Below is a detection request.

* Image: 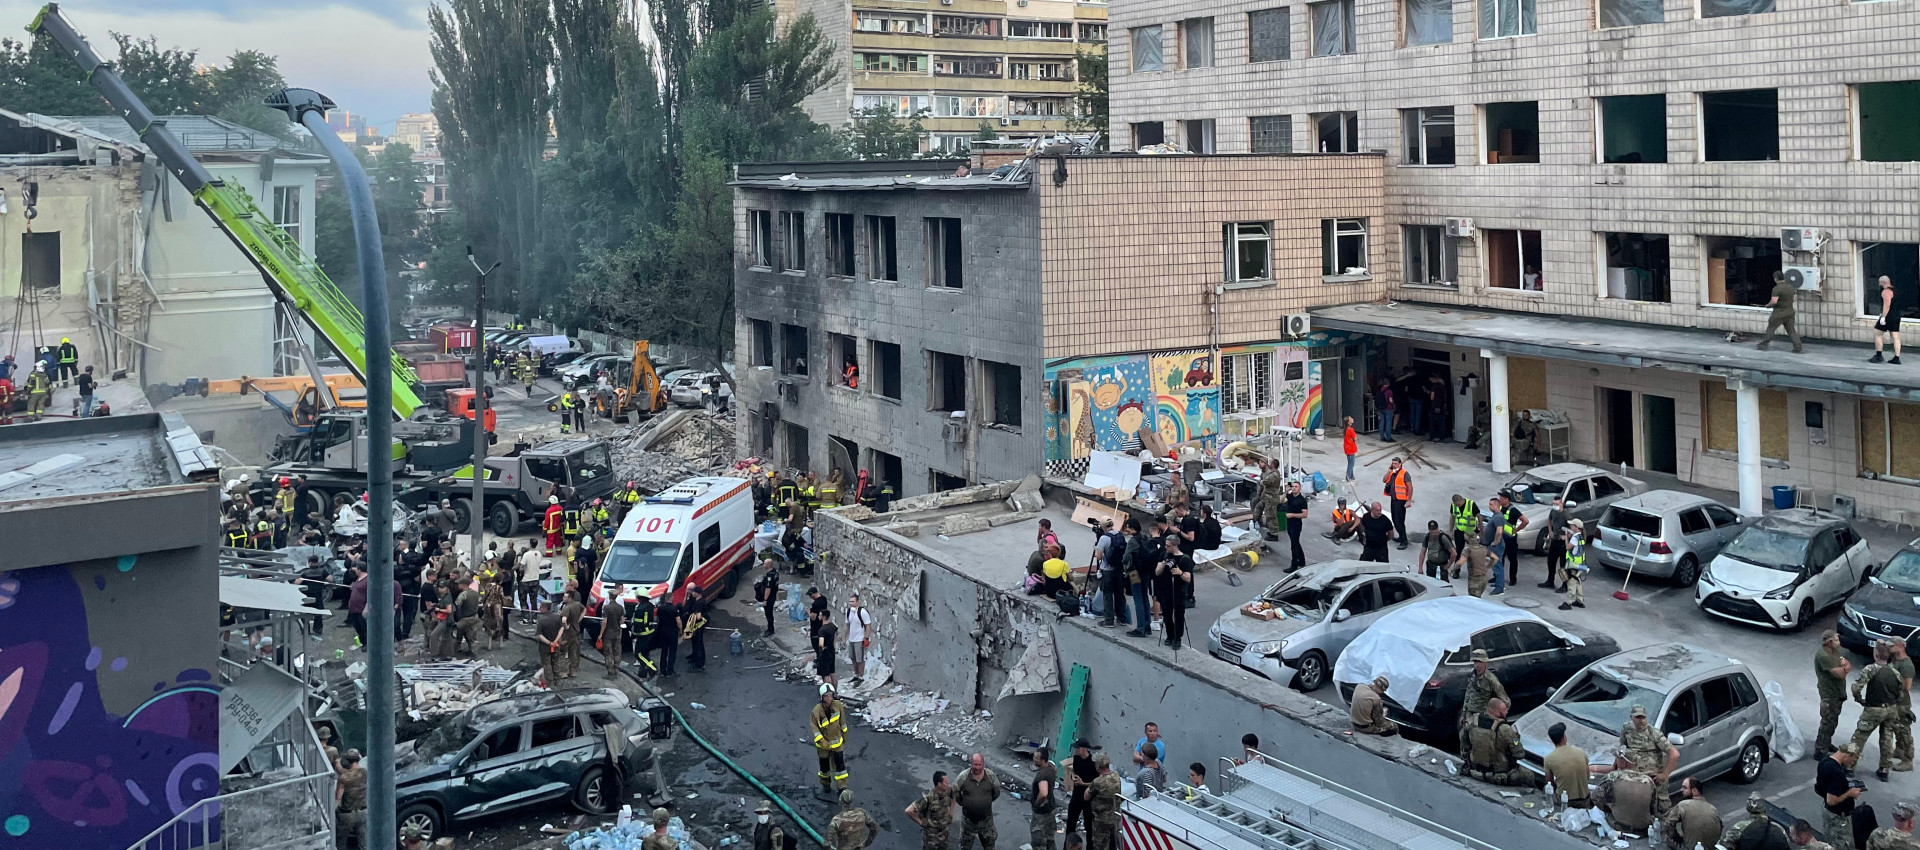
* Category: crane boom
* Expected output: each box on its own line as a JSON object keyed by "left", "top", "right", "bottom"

{"left": 29, "top": 3, "right": 425, "bottom": 417}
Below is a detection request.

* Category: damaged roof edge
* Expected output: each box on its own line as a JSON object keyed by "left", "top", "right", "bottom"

{"left": 0, "top": 107, "right": 144, "bottom": 156}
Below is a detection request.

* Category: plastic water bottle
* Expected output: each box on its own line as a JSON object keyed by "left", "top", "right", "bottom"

{"left": 729, "top": 630, "right": 744, "bottom": 655}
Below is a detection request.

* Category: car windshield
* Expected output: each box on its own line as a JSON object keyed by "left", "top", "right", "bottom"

{"left": 413, "top": 719, "right": 477, "bottom": 764}
{"left": 1552, "top": 669, "right": 1666, "bottom": 734}
{"left": 1601, "top": 507, "right": 1662, "bottom": 538}
{"left": 569, "top": 446, "right": 614, "bottom": 485}
{"left": 1880, "top": 550, "right": 1920, "bottom": 593}
{"left": 1513, "top": 474, "right": 1568, "bottom": 503}
{"left": 1720, "top": 528, "right": 1811, "bottom": 571}
{"left": 1263, "top": 580, "right": 1341, "bottom": 614}
{"left": 601, "top": 540, "right": 680, "bottom": 584}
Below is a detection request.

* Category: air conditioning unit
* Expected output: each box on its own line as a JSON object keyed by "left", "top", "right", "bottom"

{"left": 1283, "top": 313, "right": 1312, "bottom": 338}
{"left": 942, "top": 419, "right": 970, "bottom": 445}
{"left": 1785, "top": 264, "right": 1822, "bottom": 291}
{"left": 940, "top": 0, "right": 953, "bottom": 6}
{"left": 1000, "top": 116, "right": 1011, "bottom": 126}
{"left": 778, "top": 381, "right": 800, "bottom": 404}
{"left": 1444, "top": 217, "right": 1475, "bottom": 238}
{"left": 1780, "top": 227, "right": 1822, "bottom": 252}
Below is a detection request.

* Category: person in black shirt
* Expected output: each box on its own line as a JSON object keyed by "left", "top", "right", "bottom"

{"left": 684, "top": 586, "right": 710, "bottom": 671}
{"left": 1127, "top": 523, "right": 1163, "bottom": 638}
{"left": 814, "top": 608, "right": 839, "bottom": 688}
{"left": 807, "top": 587, "right": 829, "bottom": 643}
{"left": 1358, "top": 502, "right": 1396, "bottom": 563}
{"left": 754, "top": 559, "right": 781, "bottom": 636}
{"left": 1283, "top": 482, "right": 1310, "bottom": 571}
{"left": 74, "top": 366, "right": 95, "bottom": 418}
{"left": 1816, "top": 743, "right": 1862, "bottom": 844}
{"left": 1061, "top": 739, "right": 1098, "bottom": 839}
{"left": 1156, "top": 536, "right": 1194, "bottom": 647}
{"left": 654, "top": 597, "right": 681, "bottom": 676}
{"left": 394, "top": 555, "right": 423, "bottom": 641}
{"left": 1195, "top": 505, "right": 1223, "bottom": 552}
{"left": 1177, "top": 508, "right": 1201, "bottom": 551}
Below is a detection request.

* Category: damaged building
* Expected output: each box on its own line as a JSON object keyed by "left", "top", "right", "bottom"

{"left": 0, "top": 110, "right": 325, "bottom": 388}
{"left": 730, "top": 152, "right": 1386, "bottom": 496}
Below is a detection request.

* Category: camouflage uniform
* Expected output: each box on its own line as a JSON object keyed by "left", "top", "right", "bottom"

{"left": 1818, "top": 643, "right": 1851, "bottom": 757}
{"left": 1597, "top": 769, "right": 1656, "bottom": 836}
{"left": 1866, "top": 827, "right": 1920, "bottom": 850}
{"left": 1088, "top": 772, "right": 1124, "bottom": 850}
{"left": 1660, "top": 796, "right": 1722, "bottom": 850}
{"left": 1465, "top": 713, "right": 1539, "bottom": 787}
{"left": 1892, "top": 655, "right": 1916, "bottom": 768}
{"left": 641, "top": 829, "right": 679, "bottom": 850}
{"left": 828, "top": 806, "right": 879, "bottom": 849}
{"left": 1854, "top": 662, "right": 1903, "bottom": 772}
{"left": 912, "top": 786, "right": 954, "bottom": 850}
{"left": 335, "top": 764, "right": 367, "bottom": 849}
{"left": 1456, "top": 669, "right": 1508, "bottom": 751}
{"left": 1720, "top": 815, "right": 1789, "bottom": 849}
{"left": 1620, "top": 721, "right": 1674, "bottom": 817}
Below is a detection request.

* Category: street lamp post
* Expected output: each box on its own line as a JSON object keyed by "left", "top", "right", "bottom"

{"left": 469, "top": 248, "right": 501, "bottom": 574}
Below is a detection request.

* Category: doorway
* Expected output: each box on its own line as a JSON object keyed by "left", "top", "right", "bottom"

{"left": 1598, "top": 388, "right": 1635, "bottom": 465}
{"left": 1642, "top": 394, "right": 1678, "bottom": 474}
{"left": 1405, "top": 349, "right": 1453, "bottom": 441}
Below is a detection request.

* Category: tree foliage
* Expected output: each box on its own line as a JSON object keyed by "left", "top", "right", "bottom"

{"left": 313, "top": 143, "right": 427, "bottom": 326}
{"left": 0, "top": 33, "right": 291, "bottom": 136}
{"left": 842, "top": 105, "right": 925, "bottom": 161}
{"left": 1070, "top": 48, "right": 1109, "bottom": 148}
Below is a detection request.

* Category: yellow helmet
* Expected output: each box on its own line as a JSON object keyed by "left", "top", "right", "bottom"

{"left": 61, "top": 337, "right": 70, "bottom": 344}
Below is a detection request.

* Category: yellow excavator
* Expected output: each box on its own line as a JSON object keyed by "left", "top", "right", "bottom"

{"left": 615, "top": 340, "right": 666, "bottom": 421}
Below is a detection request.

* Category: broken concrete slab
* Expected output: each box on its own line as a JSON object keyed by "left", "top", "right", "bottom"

{"left": 885, "top": 520, "right": 921, "bottom": 538}
{"left": 937, "top": 513, "right": 992, "bottom": 536}
{"left": 986, "top": 512, "right": 1034, "bottom": 528}
{"left": 1005, "top": 474, "right": 1045, "bottom": 514}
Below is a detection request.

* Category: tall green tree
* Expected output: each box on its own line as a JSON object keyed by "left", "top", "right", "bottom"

{"left": 0, "top": 32, "right": 291, "bottom": 137}
{"left": 206, "top": 50, "right": 290, "bottom": 136}
{"left": 550, "top": 0, "right": 622, "bottom": 155}
{"left": 842, "top": 105, "right": 925, "bottom": 160}
{"left": 1071, "top": 48, "right": 1109, "bottom": 148}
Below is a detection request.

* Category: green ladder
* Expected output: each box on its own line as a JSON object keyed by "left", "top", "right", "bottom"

{"left": 1055, "top": 663, "right": 1090, "bottom": 753}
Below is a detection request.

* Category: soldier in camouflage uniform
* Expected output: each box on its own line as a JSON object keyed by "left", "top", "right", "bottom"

{"left": 1458, "top": 649, "right": 1508, "bottom": 752}
{"left": 1620, "top": 703, "right": 1678, "bottom": 818}
{"left": 1889, "top": 638, "right": 1915, "bottom": 772}
{"left": 1465, "top": 698, "right": 1541, "bottom": 787}
{"left": 1256, "top": 461, "right": 1287, "bottom": 543}
{"left": 1596, "top": 761, "right": 1656, "bottom": 837}
{"left": 1088, "top": 754, "right": 1124, "bottom": 850}
{"left": 1720, "top": 794, "right": 1789, "bottom": 848}
{"left": 828, "top": 790, "right": 879, "bottom": 850}
{"left": 1854, "top": 642, "right": 1904, "bottom": 780}
{"left": 1792, "top": 818, "right": 1837, "bottom": 850}
{"left": 1866, "top": 800, "right": 1920, "bottom": 850}
{"left": 906, "top": 771, "right": 955, "bottom": 850}
{"left": 641, "top": 808, "right": 679, "bottom": 850}
{"left": 1818, "top": 629, "right": 1855, "bottom": 758}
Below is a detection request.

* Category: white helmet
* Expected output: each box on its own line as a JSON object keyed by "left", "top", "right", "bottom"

{"left": 819, "top": 683, "right": 835, "bottom": 697}
{"left": 549, "top": 495, "right": 560, "bottom": 505}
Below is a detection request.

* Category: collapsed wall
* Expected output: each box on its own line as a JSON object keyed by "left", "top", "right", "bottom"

{"left": 814, "top": 495, "right": 1596, "bottom": 850}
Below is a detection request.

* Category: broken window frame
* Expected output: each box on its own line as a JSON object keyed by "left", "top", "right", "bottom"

{"left": 830, "top": 333, "right": 860, "bottom": 388}
{"left": 1483, "top": 100, "right": 1540, "bottom": 164}
{"left": 750, "top": 319, "right": 775, "bottom": 368}
{"left": 784, "top": 421, "right": 811, "bottom": 472}
{"left": 856, "top": 12, "right": 926, "bottom": 33}
{"left": 865, "top": 215, "right": 898, "bottom": 282}
{"left": 868, "top": 449, "right": 904, "bottom": 495}
{"left": 1403, "top": 225, "right": 1458, "bottom": 287}
{"left": 1079, "top": 23, "right": 1108, "bottom": 43}
{"left": 781, "top": 323, "right": 810, "bottom": 377}
{"left": 1312, "top": 111, "right": 1359, "bottom": 152}
{"left": 1484, "top": 229, "right": 1544, "bottom": 292}
{"left": 1321, "top": 218, "right": 1370, "bottom": 279}
{"left": 779, "top": 210, "right": 807, "bottom": 272}
{"left": 1008, "top": 60, "right": 1071, "bottom": 81}
{"left": 1132, "top": 25, "right": 1164, "bottom": 71}
{"left": 1184, "top": 17, "right": 1215, "bottom": 68}
{"left": 1309, "top": 0, "right": 1356, "bottom": 56}
{"left": 1247, "top": 8, "right": 1292, "bottom": 62}
{"left": 1856, "top": 81, "right": 1920, "bottom": 163}
{"left": 928, "top": 350, "right": 968, "bottom": 413}
{"left": 1478, "top": 0, "right": 1536, "bottom": 39}
{"left": 1183, "top": 119, "right": 1216, "bottom": 153}
{"left": 926, "top": 217, "right": 963, "bottom": 289}
{"left": 749, "top": 209, "right": 774, "bottom": 268}
{"left": 855, "top": 94, "right": 931, "bottom": 115}
{"left": 1700, "top": 235, "right": 1783, "bottom": 308}
{"left": 1699, "top": 89, "right": 1779, "bottom": 163}
{"left": 1223, "top": 222, "right": 1274, "bottom": 284}
{"left": 933, "top": 15, "right": 1002, "bottom": 37}
{"left": 853, "top": 53, "right": 928, "bottom": 73}
{"left": 1596, "top": 94, "right": 1668, "bottom": 163}
{"left": 934, "top": 55, "right": 1003, "bottom": 77}
{"left": 825, "top": 213, "right": 856, "bottom": 278}
{"left": 1401, "top": 107, "right": 1456, "bottom": 165}
{"left": 1132, "top": 121, "right": 1166, "bottom": 148}
{"left": 1009, "top": 20, "right": 1073, "bottom": 39}
{"left": 1403, "top": 0, "right": 1454, "bottom": 46}
{"left": 870, "top": 339, "right": 903, "bottom": 400}
{"left": 1601, "top": 232, "right": 1672, "bottom": 303}
{"left": 1250, "top": 115, "right": 1293, "bottom": 153}
{"left": 984, "top": 360, "right": 1023, "bottom": 428}
{"left": 933, "top": 96, "right": 1003, "bottom": 118}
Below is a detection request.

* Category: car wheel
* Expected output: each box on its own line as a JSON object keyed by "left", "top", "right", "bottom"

{"left": 487, "top": 500, "right": 520, "bottom": 537}
{"left": 1732, "top": 738, "right": 1767, "bottom": 784}
{"left": 1671, "top": 555, "right": 1700, "bottom": 587}
{"left": 305, "top": 489, "right": 330, "bottom": 522}
{"left": 397, "top": 803, "right": 441, "bottom": 842}
{"left": 452, "top": 497, "right": 476, "bottom": 533}
{"left": 720, "top": 565, "right": 742, "bottom": 599}
{"left": 1792, "top": 599, "right": 1816, "bottom": 633}
{"left": 574, "top": 766, "right": 612, "bottom": 814}
{"left": 1292, "top": 651, "right": 1329, "bottom": 692}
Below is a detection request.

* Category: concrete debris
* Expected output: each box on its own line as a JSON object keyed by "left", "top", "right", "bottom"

{"left": 885, "top": 520, "right": 922, "bottom": 538}
{"left": 401, "top": 662, "right": 538, "bottom": 719}
{"left": 604, "top": 410, "right": 741, "bottom": 492}
{"left": 937, "top": 513, "right": 993, "bottom": 536}
{"left": 1005, "top": 474, "right": 1045, "bottom": 513}
{"left": 886, "top": 479, "right": 1021, "bottom": 514}
{"left": 857, "top": 689, "right": 993, "bottom": 754}
{"left": 986, "top": 512, "right": 1035, "bottom": 528}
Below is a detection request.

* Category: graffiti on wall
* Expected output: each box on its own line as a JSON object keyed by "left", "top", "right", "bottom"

{"left": 1049, "top": 351, "right": 1225, "bottom": 460}
{"left": 0, "top": 553, "right": 220, "bottom": 847}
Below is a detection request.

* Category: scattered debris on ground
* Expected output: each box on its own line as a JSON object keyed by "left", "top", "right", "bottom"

{"left": 605, "top": 410, "right": 740, "bottom": 491}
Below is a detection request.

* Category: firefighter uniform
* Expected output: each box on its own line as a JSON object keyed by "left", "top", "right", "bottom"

{"left": 0, "top": 378, "right": 12, "bottom": 425}
{"left": 811, "top": 688, "right": 851, "bottom": 793}
{"left": 23, "top": 368, "right": 50, "bottom": 421}
{"left": 543, "top": 498, "right": 565, "bottom": 555}
{"left": 55, "top": 337, "right": 77, "bottom": 386}
{"left": 819, "top": 480, "right": 840, "bottom": 509}
{"left": 631, "top": 597, "right": 657, "bottom": 676}
{"left": 559, "top": 392, "right": 577, "bottom": 433}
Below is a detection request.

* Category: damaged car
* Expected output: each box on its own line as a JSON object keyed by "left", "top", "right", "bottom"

{"left": 1504, "top": 463, "right": 1647, "bottom": 553}
{"left": 1839, "top": 539, "right": 1920, "bottom": 652}
{"left": 1206, "top": 560, "right": 1453, "bottom": 692}
{"left": 1513, "top": 643, "right": 1773, "bottom": 788}
{"left": 1696, "top": 508, "right": 1872, "bottom": 631}
{"left": 395, "top": 688, "right": 658, "bottom": 841}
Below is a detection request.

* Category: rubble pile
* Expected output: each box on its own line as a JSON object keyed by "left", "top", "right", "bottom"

{"left": 395, "top": 660, "right": 533, "bottom": 720}
{"left": 856, "top": 686, "right": 992, "bottom": 756}
{"left": 606, "top": 410, "right": 742, "bottom": 492}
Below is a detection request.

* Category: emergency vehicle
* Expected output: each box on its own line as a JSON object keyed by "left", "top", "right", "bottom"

{"left": 592, "top": 476, "right": 757, "bottom": 608}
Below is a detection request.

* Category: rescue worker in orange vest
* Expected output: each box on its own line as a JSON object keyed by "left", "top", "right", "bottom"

{"left": 0, "top": 376, "right": 13, "bottom": 425}
{"left": 543, "top": 495, "right": 566, "bottom": 555}
{"left": 843, "top": 361, "right": 858, "bottom": 389}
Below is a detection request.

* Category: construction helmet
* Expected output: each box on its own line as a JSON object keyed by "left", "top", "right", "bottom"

{"left": 549, "top": 495, "right": 560, "bottom": 505}
{"left": 61, "top": 337, "right": 69, "bottom": 344}
{"left": 592, "top": 498, "right": 603, "bottom": 506}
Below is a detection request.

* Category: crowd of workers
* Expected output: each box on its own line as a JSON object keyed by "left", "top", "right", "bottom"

{"left": 0, "top": 337, "right": 99, "bottom": 423}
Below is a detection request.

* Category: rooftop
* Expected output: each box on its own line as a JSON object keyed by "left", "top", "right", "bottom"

{"left": 1313, "top": 301, "right": 1920, "bottom": 402}
{"left": 52, "top": 114, "right": 321, "bottom": 158}
{"left": 0, "top": 412, "right": 216, "bottom": 504}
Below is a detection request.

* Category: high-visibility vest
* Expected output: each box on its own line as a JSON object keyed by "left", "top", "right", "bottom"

{"left": 800, "top": 485, "right": 817, "bottom": 508}
{"left": 1452, "top": 500, "right": 1479, "bottom": 532}
{"left": 544, "top": 506, "right": 564, "bottom": 534}
{"left": 1566, "top": 539, "right": 1588, "bottom": 572}
{"left": 633, "top": 604, "right": 655, "bottom": 637}
{"left": 561, "top": 395, "right": 576, "bottom": 410}
{"left": 777, "top": 484, "right": 795, "bottom": 508}
{"left": 57, "top": 343, "right": 76, "bottom": 365}
{"left": 819, "top": 483, "right": 839, "bottom": 506}
{"left": 563, "top": 510, "right": 581, "bottom": 535}
{"left": 1387, "top": 469, "right": 1412, "bottom": 501}
{"left": 225, "top": 528, "right": 248, "bottom": 548}
{"left": 592, "top": 507, "right": 610, "bottom": 527}
{"left": 1500, "top": 506, "right": 1518, "bottom": 537}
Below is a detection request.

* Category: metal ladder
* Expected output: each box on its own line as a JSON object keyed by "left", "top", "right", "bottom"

{"left": 1169, "top": 780, "right": 1352, "bottom": 850}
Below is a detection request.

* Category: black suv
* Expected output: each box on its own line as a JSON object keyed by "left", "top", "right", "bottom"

{"left": 1840, "top": 539, "right": 1920, "bottom": 651}
{"left": 396, "top": 688, "right": 656, "bottom": 841}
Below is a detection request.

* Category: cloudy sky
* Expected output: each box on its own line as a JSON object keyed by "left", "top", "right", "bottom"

{"left": 6, "top": 0, "right": 435, "bottom": 131}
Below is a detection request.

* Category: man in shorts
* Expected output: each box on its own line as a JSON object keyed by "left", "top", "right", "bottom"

{"left": 1872, "top": 274, "right": 1906, "bottom": 365}
{"left": 845, "top": 594, "right": 873, "bottom": 686}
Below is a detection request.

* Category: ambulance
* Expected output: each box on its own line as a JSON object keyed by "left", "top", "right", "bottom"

{"left": 592, "top": 476, "right": 757, "bottom": 608}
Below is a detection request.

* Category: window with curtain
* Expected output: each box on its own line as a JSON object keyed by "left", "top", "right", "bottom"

{"left": 1597, "top": 0, "right": 1663, "bottom": 27}
{"left": 1479, "top": 0, "right": 1535, "bottom": 38}
{"left": 1248, "top": 9, "right": 1291, "bottom": 62}
{"left": 1184, "top": 17, "right": 1215, "bottom": 67}
{"left": 1701, "top": 0, "right": 1773, "bottom": 17}
{"left": 1132, "top": 26, "right": 1163, "bottom": 71}
{"left": 1404, "top": 0, "right": 1454, "bottom": 46}
{"left": 1404, "top": 225, "right": 1458, "bottom": 286}
{"left": 1310, "top": 0, "right": 1355, "bottom": 56}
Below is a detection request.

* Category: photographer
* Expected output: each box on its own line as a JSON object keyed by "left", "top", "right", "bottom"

{"left": 1155, "top": 535, "right": 1194, "bottom": 648}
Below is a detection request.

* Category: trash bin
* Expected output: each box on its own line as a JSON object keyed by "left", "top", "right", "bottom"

{"left": 1772, "top": 485, "right": 1795, "bottom": 510}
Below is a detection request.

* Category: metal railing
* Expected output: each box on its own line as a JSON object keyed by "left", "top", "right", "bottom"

{"left": 125, "top": 713, "right": 336, "bottom": 850}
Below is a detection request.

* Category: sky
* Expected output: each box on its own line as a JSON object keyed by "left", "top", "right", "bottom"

{"left": 3, "top": 0, "right": 435, "bottom": 132}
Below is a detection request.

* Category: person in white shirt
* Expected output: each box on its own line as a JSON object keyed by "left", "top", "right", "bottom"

{"left": 517, "top": 544, "right": 546, "bottom": 624}
{"left": 845, "top": 593, "right": 874, "bottom": 684}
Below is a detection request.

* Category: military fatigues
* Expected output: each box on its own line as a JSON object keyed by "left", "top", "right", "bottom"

{"left": 1892, "top": 655, "right": 1915, "bottom": 769}
{"left": 828, "top": 806, "right": 879, "bottom": 850}
{"left": 811, "top": 699, "right": 850, "bottom": 792}
{"left": 562, "top": 597, "right": 586, "bottom": 677}
{"left": 1866, "top": 827, "right": 1920, "bottom": 850}
{"left": 911, "top": 786, "right": 954, "bottom": 850}
{"left": 1720, "top": 815, "right": 1790, "bottom": 850}
{"left": 1661, "top": 797, "right": 1722, "bottom": 850}
{"left": 1349, "top": 684, "right": 1398, "bottom": 735}
{"left": 1818, "top": 645, "right": 1851, "bottom": 756}
{"left": 1620, "top": 722, "right": 1674, "bottom": 817}
{"left": 1598, "top": 769, "right": 1656, "bottom": 835}
{"left": 641, "top": 829, "right": 680, "bottom": 850}
{"left": 336, "top": 765, "right": 367, "bottom": 849}
{"left": 1458, "top": 670, "right": 1508, "bottom": 752}
{"left": 956, "top": 769, "right": 1000, "bottom": 850}
{"left": 1465, "top": 713, "right": 1539, "bottom": 787}
{"left": 1853, "top": 663, "right": 1903, "bottom": 772}
{"left": 1088, "top": 772, "right": 1123, "bottom": 850}
{"left": 1030, "top": 762, "right": 1058, "bottom": 850}
{"left": 1464, "top": 542, "right": 1494, "bottom": 597}
{"left": 602, "top": 599, "right": 627, "bottom": 677}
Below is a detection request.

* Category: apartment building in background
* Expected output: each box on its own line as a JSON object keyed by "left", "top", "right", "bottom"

{"left": 732, "top": 153, "right": 1383, "bottom": 496}
{"left": 1106, "top": 0, "right": 1920, "bottom": 523}
{"left": 785, "top": 0, "right": 1108, "bottom": 153}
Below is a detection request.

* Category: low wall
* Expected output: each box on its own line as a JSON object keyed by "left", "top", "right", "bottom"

{"left": 815, "top": 499, "right": 1596, "bottom": 850}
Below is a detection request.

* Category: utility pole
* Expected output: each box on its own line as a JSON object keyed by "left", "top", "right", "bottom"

{"left": 277, "top": 88, "right": 399, "bottom": 850}
{"left": 469, "top": 247, "right": 501, "bottom": 574}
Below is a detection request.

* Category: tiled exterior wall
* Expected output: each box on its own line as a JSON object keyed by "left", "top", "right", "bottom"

{"left": 1107, "top": 0, "right": 1920, "bottom": 345}
{"left": 732, "top": 184, "right": 1047, "bottom": 496}
{"left": 1036, "top": 153, "right": 1387, "bottom": 359}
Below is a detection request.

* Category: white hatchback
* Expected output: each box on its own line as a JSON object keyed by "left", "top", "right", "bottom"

{"left": 1695, "top": 508, "right": 1872, "bottom": 631}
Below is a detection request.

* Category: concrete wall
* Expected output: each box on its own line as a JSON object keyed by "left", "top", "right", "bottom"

{"left": 815, "top": 502, "right": 1595, "bottom": 849}
{"left": 1106, "top": 0, "right": 1920, "bottom": 346}
{"left": 732, "top": 183, "right": 1047, "bottom": 496}
{"left": 0, "top": 163, "right": 145, "bottom": 372}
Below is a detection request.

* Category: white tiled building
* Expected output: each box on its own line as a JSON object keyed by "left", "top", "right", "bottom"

{"left": 1107, "top": 0, "right": 1920, "bottom": 520}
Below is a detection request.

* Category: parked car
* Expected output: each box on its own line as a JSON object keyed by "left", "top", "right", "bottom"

{"left": 1506, "top": 463, "right": 1648, "bottom": 553}
{"left": 1590, "top": 491, "right": 1747, "bottom": 586}
{"left": 1839, "top": 538, "right": 1920, "bottom": 651}
{"left": 1696, "top": 508, "right": 1872, "bottom": 631}
{"left": 396, "top": 688, "right": 657, "bottom": 841}
{"left": 558, "top": 353, "right": 619, "bottom": 386}
{"left": 667, "top": 371, "right": 727, "bottom": 408}
{"left": 1332, "top": 596, "right": 1619, "bottom": 742}
{"left": 1513, "top": 643, "right": 1773, "bottom": 789}
{"left": 1207, "top": 560, "right": 1455, "bottom": 692}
